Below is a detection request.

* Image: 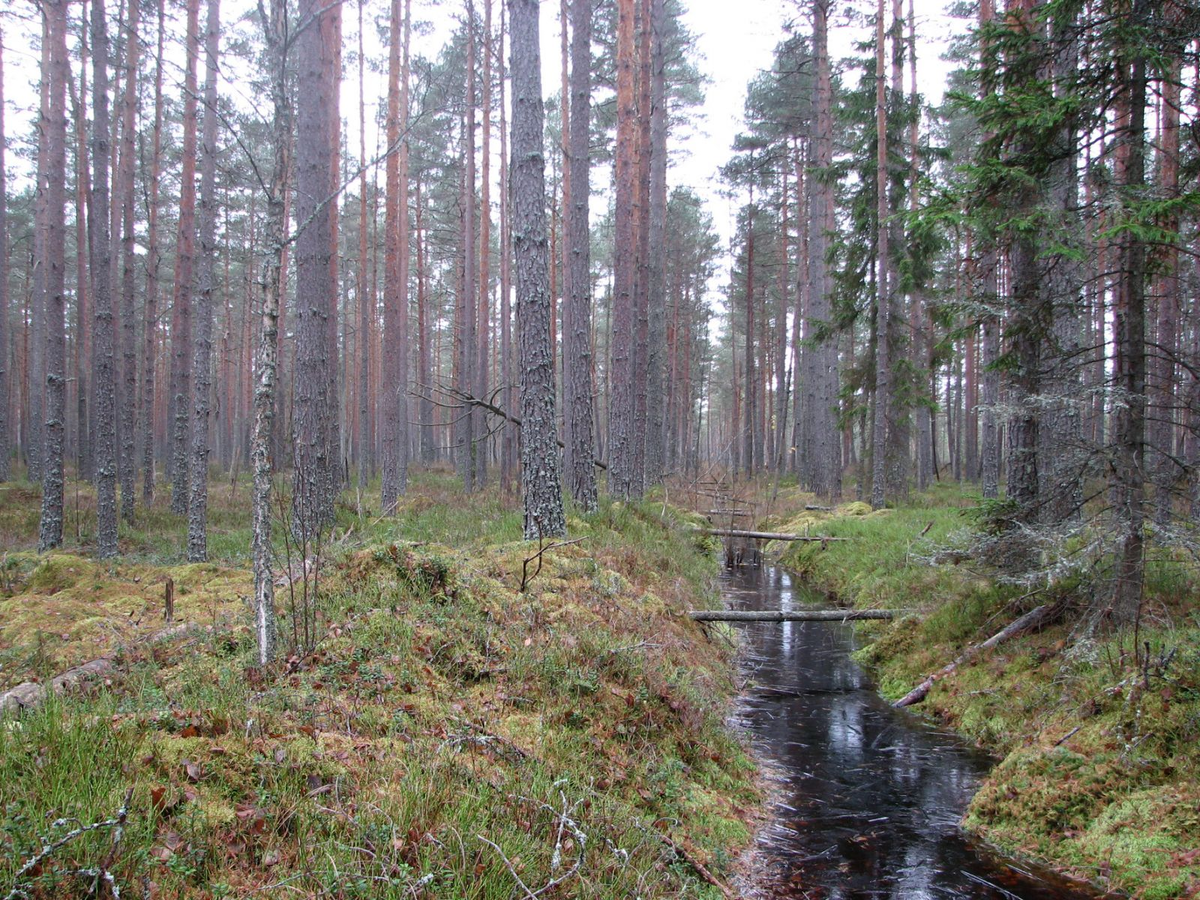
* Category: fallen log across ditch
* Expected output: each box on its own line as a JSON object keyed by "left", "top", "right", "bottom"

{"left": 699, "top": 528, "right": 849, "bottom": 542}
{"left": 689, "top": 609, "right": 896, "bottom": 622}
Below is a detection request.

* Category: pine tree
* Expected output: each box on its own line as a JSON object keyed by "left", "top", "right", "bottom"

{"left": 117, "top": 0, "right": 140, "bottom": 522}
{"left": 0, "top": 24, "right": 8, "bottom": 483}
{"left": 608, "top": 0, "right": 638, "bottom": 498}
{"left": 38, "top": 0, "right": 69, "bottom": 552}
{"left": 170, "top": 0, "right": 200, "bottom": 515}
{"left": 188, "top": 0, "right": 220, "bottom": 562}
{"left": 509, "top": 0, "right": 566, "bottom": 539}
{"left": 91, "top": 0, "right": 119, "bottom": 558}
{"left": 142, "top": 0, "right": 165, "bottom": 503}
{"left": 564, "top": 0, "right": 598, "bottom": 510}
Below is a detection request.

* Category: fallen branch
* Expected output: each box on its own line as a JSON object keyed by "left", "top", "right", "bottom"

{"left": 893, "top": 602, "right": 1063, "bottom": 708}
{"left": 646, "top": 827, "right": 735, "bottom": 900}
{"left": 4, "top": 788, "right": 134, "bottom": 900}
{"left": 689, "top": 609, "right": 896, "bottom": 623}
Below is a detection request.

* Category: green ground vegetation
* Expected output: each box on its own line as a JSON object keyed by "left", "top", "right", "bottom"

{"left": 0, "top": 472, "right": 758, "bottom": 899}
{"left": 768, "top": 482, "right": 1200, "bottom": 899}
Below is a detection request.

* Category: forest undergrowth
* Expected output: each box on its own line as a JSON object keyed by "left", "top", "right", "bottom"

{"left": 762, "top": 481, "right": 1200, "bottom": 900}
{"left": 0, "top": 471, "right": 758, "bottom": 899}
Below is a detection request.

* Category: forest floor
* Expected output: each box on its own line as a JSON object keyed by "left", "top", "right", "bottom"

{"left": 761, "top": 481, "right": 1200, "bottom": 900}
{"left": 0, "top": 471, "right": 760, "bottom": 899}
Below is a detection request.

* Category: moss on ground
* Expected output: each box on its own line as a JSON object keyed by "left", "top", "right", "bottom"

{"left": 0, "top": 475, "right": 758, "bottom": 898}
{"left": 770, "top": 484, "right": 1200, "bottom": 899}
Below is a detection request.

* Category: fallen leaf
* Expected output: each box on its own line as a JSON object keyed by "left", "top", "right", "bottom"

{"left": 150, "top": 785, "right": 169, "bottom": 811}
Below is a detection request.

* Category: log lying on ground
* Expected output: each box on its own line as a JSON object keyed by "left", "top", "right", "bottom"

{"left": 893, "top": 602, "right": 1063, "bottom": 708}
{"left": 689, "top": 609, "right": 896, "bottom": 622}
{"left": 700, "top": 528, "right": 849, "bottom": 542}
{"left": 0, "top": 622, "right": 205, "bottom": 715}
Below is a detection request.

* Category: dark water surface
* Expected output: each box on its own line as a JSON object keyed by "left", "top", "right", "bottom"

{"left": 724, "top": 565, "right": 1103, "bottom": 900}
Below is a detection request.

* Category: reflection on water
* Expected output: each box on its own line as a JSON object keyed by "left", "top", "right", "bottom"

{"left": 725, "top": 565, "right": 1102, "bottom": 900}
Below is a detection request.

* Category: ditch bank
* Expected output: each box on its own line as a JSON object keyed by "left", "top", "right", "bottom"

{"left": 764, "top": 495, "right": 1200, "bottom": 900}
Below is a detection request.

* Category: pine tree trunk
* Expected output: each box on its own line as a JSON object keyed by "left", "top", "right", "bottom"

{"left": 38, "top": 0, "right": 69, "bottom": 552}
{"left": 72, "top": 35, "right": 90, "bottom": 485}
{"left": 293, "top": 0, "right": 339, "bottom": 532}
{"left": 509, "top": 0, "right": 566, "bottom": 539}
{"left": 381, "top": 0, "right": 404, "bottom": 513}
{"left": 417, "top": 184, "right": 435, "bottom": 464}
{"left": 476, "top": 0, "right": 492, "bottom": 490}
{"left": 608, "top": 0, "right": 638, "bottom": 498}
{"left": 743, "top": 191, "right": 756, "bottom": 479}
{"left": 1151, "top": 60, "right": 1181, "bottom": 526}
{"left": 1038, "top": 5, "right": 1083, "bottom": 524}
{"left": 397, "top": 0, "right": 412, "bottom": 491}
{"left": 498, "top": 3, "right": 517, "bottom": 487}
{"left": 457, "top": 6, "right": 477, "bottom": 492}
{"left": 870, "top": 0, "right": 891, "bottom": 509}
{"left": 0, "top": 27, "right": 8, "bottom": 483}
{"left": 1110, "top": 4, "right": 1149, "bottom": 623}
{"left": 643, "top": 0, "right": 667, "bottom": 487}
{"left": 142, "top": 0, "right": 165, "bottom": 503}
{"left": 170, "top": 0, "right": 200, "bottom": 514}
{"left": 117, "top": 0, "right": 140, "bottom": 522}
{"left": 355, "top": 0, "right": 370, "bottom": 489}
{"left": 564, "top": 0, "right": 597, "bottom": 510}
{"left": 187, "top": 0, "right": 220, "bottom": 562}
{"left": 91, "top": 0, "right": 119, "bottom": 558}
{"left": 631, "top": 0, "right": 651, "bottom": 491}
{"left": 978, "top": 0, "right": 1000, "bottom": 500}
{"left": 810, "top": 0, "right": 840, "bottom": 498}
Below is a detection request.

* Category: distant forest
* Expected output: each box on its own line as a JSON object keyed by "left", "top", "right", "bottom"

{"left": 1, "top": 0, "right": 1198, "bottom": 657}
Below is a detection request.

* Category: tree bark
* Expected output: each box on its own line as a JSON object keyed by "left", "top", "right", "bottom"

{"left": 250, "top": 0, "right": 292, "bottom": 665}
{"left": 509, "top": 0, "right": 566, "bottom": 539}
{"left": 1110, "top": 1, "right": 1149, "bottom": 624}
{"left": 476, "top": 0, "right": 492, "bottom": 490}
{"left": 609, "top": 0, "right": 638, "bottom": 499}
{"left": 0, "top": 26, "right": 8, "bottom": 482}
{"left": 91, "top": 0, "right": 119, "bottom": 558}
{"left": 293, "top": 0, "right": 339, "bottom": 533}
{"left": 978, "top": 0, "right": 1000, "bottom": 500}
{"left": 498, "top": 1, "right": 516, "bottom": 488}
{"left": 38, "top": 0, "right": 69, "bottom": 552}
{"left": 355, "top": 0, "right": 370, "bottom": 489}
{"left": 457, "top": 4, "right": 478, "bottom": 492}
{"left": 1150, "top": 59, "right": 1181, "bottom": 526}
{"left": 188, "top": 0, "right": 220, "bottom": 561}
{"left": 381, "top": 0, "right": 405, "bottom": 513}
{"left": 117, "top": 0, "right": 140, "bottom": 522}
{"left": 142, "top": 0, "right": 165, "bottom": 503}
{"left": 644, "top": 0, "right": 667, "bottom": 487}
{"left": 170, "top": 0, "right": 200, "bottom": 515}
{"left": 564, "top": 0, "right": 597, "bottom": 511}
{"left": 870, "top": 0, "right": 891, "bottom": 509}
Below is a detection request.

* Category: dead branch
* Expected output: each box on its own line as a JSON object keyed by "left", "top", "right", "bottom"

{"left": 520, "top": 527, "right": 587, "bottom": 594}
{"left": 4, "top": 788, "right": 134, "bottom": 900}
{"left": 423, "top": 382, "right": 608, "bottom": 470}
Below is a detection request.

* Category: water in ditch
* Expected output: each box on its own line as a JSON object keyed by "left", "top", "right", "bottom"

{"left": 723, "top": 564, "right": 1108, "bottom": 900}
